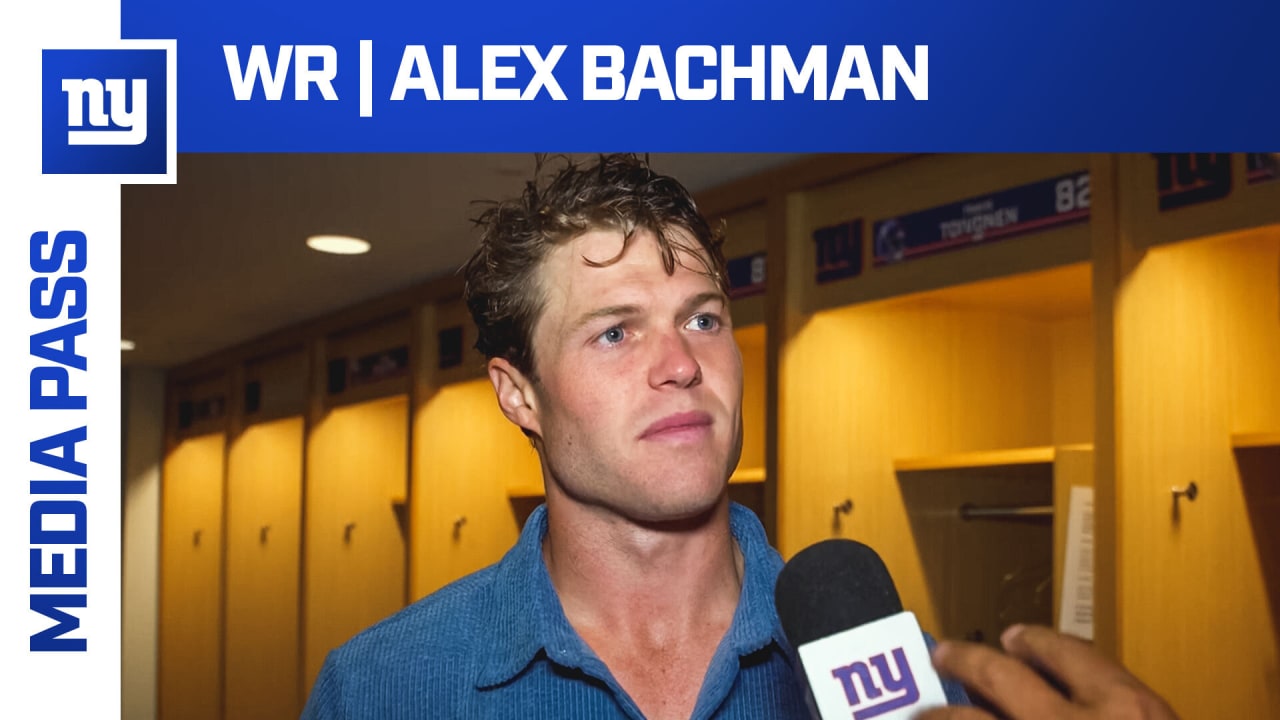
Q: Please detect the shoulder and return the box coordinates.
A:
[338,565,497,668]
[304,565,502,717]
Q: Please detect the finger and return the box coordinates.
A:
[915,707,999,720]
[999,624,1134,703]
[932,639,1074,719]
[1000,625,1181,718]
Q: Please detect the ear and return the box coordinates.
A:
[488,357,543,438]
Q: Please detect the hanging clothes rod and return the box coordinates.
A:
[958,503,1054,520]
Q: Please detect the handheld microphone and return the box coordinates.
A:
[775,539,949,720]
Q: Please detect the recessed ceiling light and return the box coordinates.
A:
[306,234,371,255]
[121,339,136,351]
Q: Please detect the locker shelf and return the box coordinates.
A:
[1232,432,1280,451]
[729,466,766,484]
[895,446,1056,472]
[507,482,545,499]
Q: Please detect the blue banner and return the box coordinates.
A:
[727,253,767,299]
[1246,153,1278,186]
[814,221,864,283]
[873,171,1089,265]
[1153,154,1232,211]
[115,0,1280,152]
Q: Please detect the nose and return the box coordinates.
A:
[648,329,702,389]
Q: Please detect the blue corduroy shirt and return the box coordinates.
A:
[302,503,809,719]
[302,503,964,719]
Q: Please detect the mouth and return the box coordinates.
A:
[640,411,713,440]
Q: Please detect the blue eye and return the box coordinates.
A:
[599,326,625,345]
[686,314,720,332]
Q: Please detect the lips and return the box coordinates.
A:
[639,411,713,439]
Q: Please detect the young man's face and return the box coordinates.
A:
[520,226,744,523]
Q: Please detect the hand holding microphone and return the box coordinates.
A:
[774,538,963,719]
[921,624,1180,720]
[775,538,1180,720]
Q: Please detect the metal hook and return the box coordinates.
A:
[832,498,854,533]
[193,529,202,546]
[343,522,357,543]
[259,525,271,544]
[452,516,467,541]
[1172,481,1198,523]
[1172,481,1198,503]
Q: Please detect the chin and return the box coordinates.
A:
[628,476,729,524]
[627,500,724,529]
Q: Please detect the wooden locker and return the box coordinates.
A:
[303,395,409,693]
[224,416,304,720]
[159,433,225,720]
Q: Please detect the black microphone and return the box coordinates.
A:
[775,538,949,719]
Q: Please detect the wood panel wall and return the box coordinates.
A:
[224,417,304,720]
[158,433,225,720]
[1115,226,1280,717]
[303,396,409,690]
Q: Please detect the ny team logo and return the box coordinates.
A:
[42,44,175,176]
[798,612,949,720]
[829,647,920,719]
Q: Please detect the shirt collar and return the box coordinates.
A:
[474,504,575,688]
[474,502,794,689]
[722,502,793,660]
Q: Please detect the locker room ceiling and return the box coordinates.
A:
[121,153,809,370]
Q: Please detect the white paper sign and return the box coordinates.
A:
[1057,485,1094,639]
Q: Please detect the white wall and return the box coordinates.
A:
[122,368,164,720]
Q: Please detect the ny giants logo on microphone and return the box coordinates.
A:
[796,611,948,720]
[829,647,920,720]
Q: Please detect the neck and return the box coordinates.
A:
[542,493,743,644]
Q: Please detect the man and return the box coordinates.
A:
[302,154,1176,719]
[304,153,817,719]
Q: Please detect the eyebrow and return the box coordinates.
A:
[570,304,643,334]
[678,291,728,318]
[569,291,727,334]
